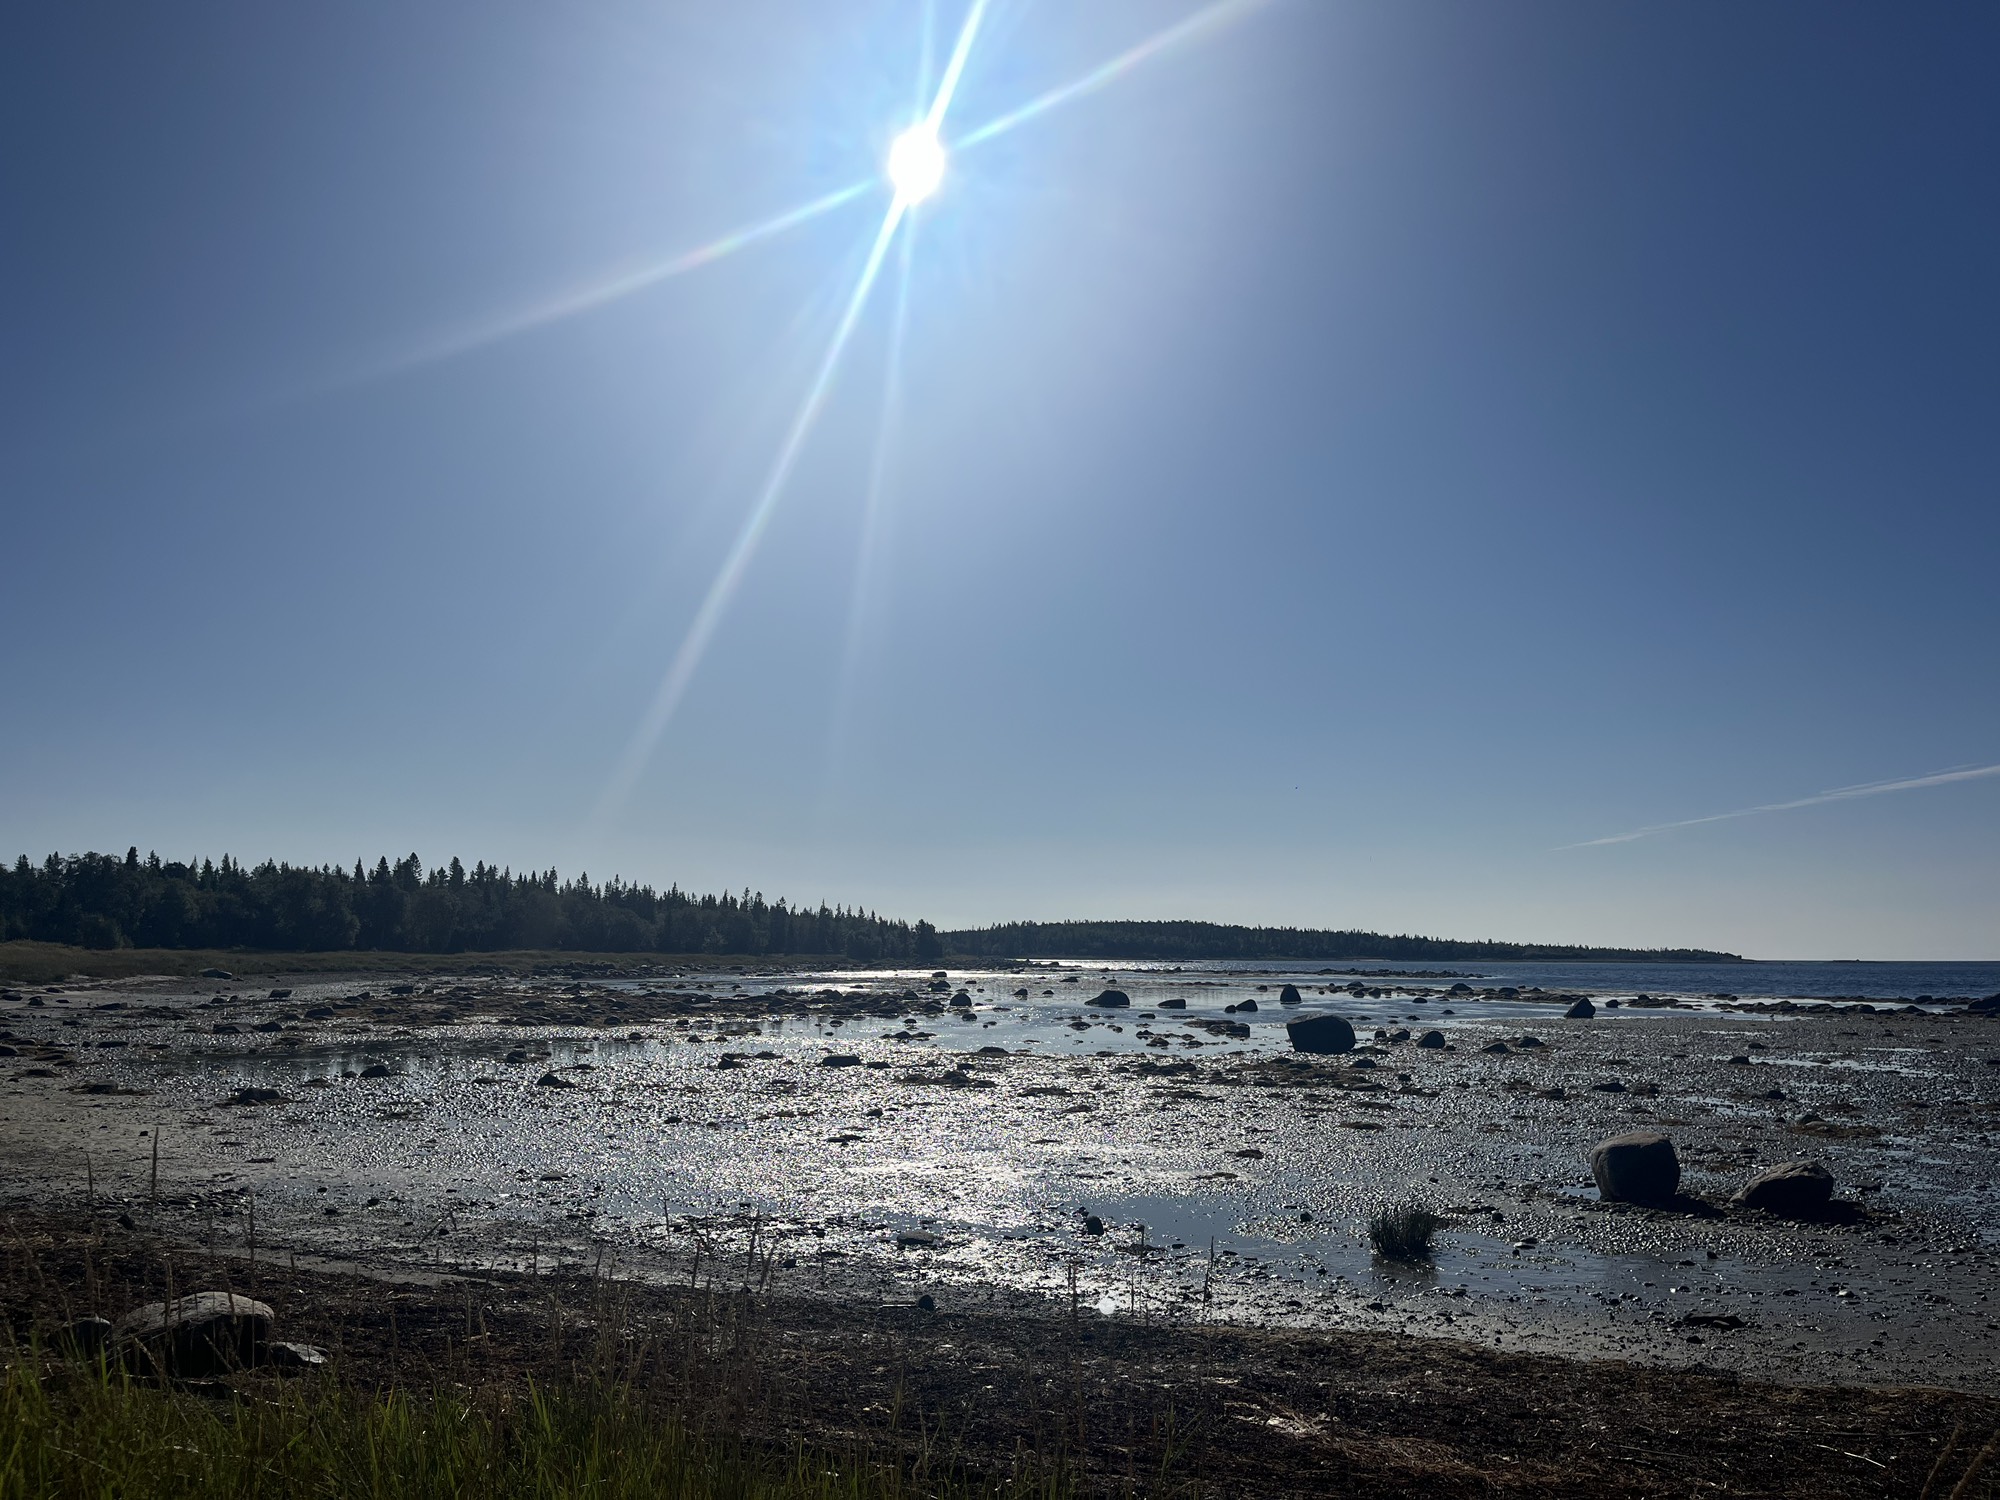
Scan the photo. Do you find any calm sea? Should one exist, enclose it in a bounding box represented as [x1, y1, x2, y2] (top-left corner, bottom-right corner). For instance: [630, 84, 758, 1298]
[1042, 957, 2000, 1004]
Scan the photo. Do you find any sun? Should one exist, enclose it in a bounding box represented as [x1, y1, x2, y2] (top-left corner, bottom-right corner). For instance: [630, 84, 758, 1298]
[887, 124, 946, 204]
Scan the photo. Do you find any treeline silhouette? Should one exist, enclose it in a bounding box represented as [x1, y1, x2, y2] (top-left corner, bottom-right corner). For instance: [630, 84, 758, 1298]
[943, 919, 1742, 964]
[0, 849, 944, 961]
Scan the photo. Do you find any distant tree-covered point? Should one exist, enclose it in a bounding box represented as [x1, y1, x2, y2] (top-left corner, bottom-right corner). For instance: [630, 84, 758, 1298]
[0, 849, 944, 962]
[942, 919, 1743, 965]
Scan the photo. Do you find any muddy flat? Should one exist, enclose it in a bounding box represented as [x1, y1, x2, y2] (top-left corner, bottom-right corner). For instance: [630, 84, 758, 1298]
[5, 960, 1997, 1399]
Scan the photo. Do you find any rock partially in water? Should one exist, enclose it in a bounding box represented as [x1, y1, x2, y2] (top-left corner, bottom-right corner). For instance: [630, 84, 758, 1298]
[949, 991, 972, 1008]
[1591, 1131, 1680, 1205]
[1158, 997, 1187, 1009]
[1564, 997, 1596, 1019]
[1284, 1013, 1356, 1055]
[1733, 1160, 1834, 1218]
[116, 1292, 272, 1378]
[1091, 989, 1132, 1008]
[1279, 984, 1303, 1005]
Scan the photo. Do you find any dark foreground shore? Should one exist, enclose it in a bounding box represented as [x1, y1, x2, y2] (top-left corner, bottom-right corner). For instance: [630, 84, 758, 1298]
[5, 1206, 1996, 1499]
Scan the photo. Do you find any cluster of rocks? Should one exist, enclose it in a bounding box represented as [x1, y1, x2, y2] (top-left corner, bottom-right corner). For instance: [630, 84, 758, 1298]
[59, 1291, 323, 1379]
[1590, 1131, 1838, 1218]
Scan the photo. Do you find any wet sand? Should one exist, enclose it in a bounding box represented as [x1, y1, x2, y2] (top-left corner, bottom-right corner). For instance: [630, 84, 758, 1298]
[3, 962, 1998, 1392]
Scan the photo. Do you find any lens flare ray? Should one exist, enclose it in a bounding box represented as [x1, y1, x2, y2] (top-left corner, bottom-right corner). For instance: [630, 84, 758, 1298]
[350, 181, 873, 385]
[595, 197, 911, 820]
[956, 0, 1271, 151]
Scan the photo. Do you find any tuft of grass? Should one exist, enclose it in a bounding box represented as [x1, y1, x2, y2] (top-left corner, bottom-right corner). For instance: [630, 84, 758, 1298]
[0, 1357, 1070, 1500]
[1366, 1203, 1444, 1262]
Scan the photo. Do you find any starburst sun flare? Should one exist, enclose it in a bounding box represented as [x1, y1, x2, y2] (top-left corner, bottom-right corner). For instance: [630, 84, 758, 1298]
[593, 0, 1273, 820]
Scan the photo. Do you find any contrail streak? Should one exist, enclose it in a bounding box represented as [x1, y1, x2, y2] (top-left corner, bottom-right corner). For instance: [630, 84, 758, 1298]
[1561, 761, 2000, 850]
[342, 181, 872, 385]
[954, 0, 1272, 150]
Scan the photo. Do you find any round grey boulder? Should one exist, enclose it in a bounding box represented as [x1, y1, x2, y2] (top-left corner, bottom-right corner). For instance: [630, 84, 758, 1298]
[1732, 1160, 1834, 1218]
[1285, 1013, 1357, 1055]
[1590, 1131, 1681, 1205]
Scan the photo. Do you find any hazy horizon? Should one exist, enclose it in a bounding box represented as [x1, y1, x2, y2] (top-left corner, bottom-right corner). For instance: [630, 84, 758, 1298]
[5, 3, 1996, 961]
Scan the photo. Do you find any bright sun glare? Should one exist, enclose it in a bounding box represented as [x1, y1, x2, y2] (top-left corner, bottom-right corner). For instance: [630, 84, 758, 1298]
[887, 124, 946, 203]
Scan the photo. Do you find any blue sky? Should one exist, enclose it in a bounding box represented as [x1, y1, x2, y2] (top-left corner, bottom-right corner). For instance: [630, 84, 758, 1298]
[4, 1, 1996, 958]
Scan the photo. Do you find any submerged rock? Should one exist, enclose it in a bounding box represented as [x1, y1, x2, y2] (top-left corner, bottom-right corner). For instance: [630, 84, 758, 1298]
[1733, 1161, 1834, 1217]
[1285, 1014, 1356, 1055]
[1591, 1131, 1681, 1205]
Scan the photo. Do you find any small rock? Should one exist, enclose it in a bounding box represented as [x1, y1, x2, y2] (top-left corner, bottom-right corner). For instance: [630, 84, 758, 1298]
[1083, 1214, 1105, 1236]
[1480, 1042, 1511, 1055]
[224, 1087, 286, 1107]
[116, 1292, 273, 1378]
[265, 1340, 326, 1369]
[199, 968, 233, 980]
[1416, 1030, 1446, 1049]
[1590, 1131, 1680, 1205]
[818, 1054, 864, 1068]
[1236, 998, 1259, 1012]
[1732, 1161, 1834, 1218]
[1590, 1079, 1626, 1093]
[58, 1316, 113, 1357]
[1514, 1036, 1544, 1049]
[1285, 1014, 1357, 1055]
[1564, 998, 1596, 1019]
[536, 1071, 577, 1088]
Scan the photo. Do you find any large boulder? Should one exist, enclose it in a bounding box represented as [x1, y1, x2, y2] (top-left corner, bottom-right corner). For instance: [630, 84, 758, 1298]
[1590, 1131, 1681, 1205]
[116, 1292, 273, 1378]
[1090, 989, 1131, 1008]
[1279, 984, 1303, 1005]
[1285, 1014, 1356, 1055]
[1732, 1161, 1834, 1217]
[1564, 997, 1596, 1019]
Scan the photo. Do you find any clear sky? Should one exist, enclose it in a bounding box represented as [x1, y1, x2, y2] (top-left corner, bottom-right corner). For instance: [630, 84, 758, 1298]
[4, 2, 1997, 959]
